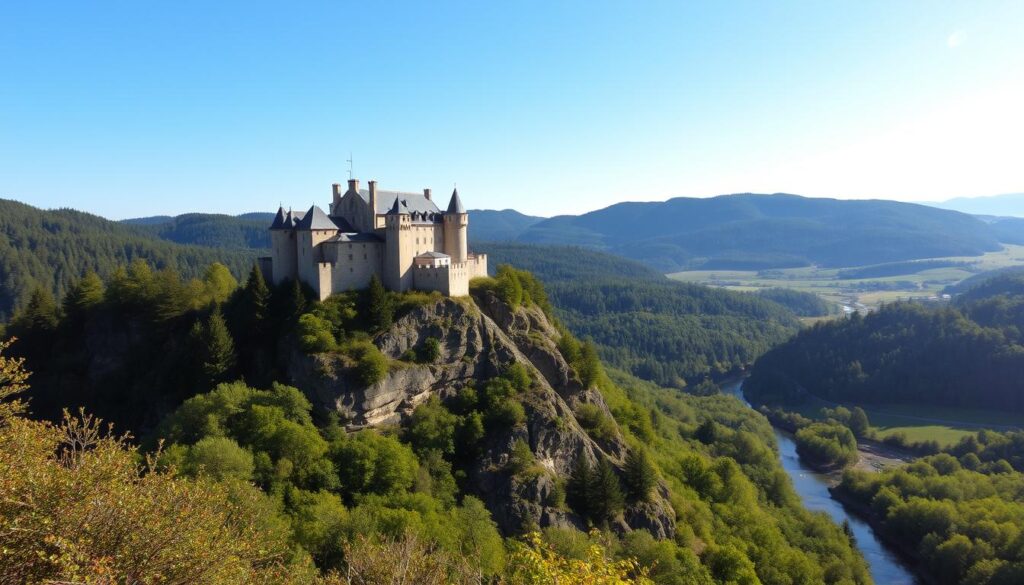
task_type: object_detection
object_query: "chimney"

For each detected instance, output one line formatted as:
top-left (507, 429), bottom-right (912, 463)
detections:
top-left (332, 183), bottom-right (342, 209)
top-left (423, 188), bottom-right (432, 201)
top-left (347, 178), bottom-right (359, 194)
top-left (369, 180), bottom-right (378, 217)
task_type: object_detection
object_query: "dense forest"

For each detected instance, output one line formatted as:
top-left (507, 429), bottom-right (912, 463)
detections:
top-left (0, 260), bottom-right (871, 584)
top-left (0, 200), bottom-right (802, 393)
top-left (745, 273), bottom-right (1024, 411)
top-left (837, 451), bottom-right (1024, 584)
top-left (477, 243), bottom-right (801, 387)
top-left (517, 194), bottom-right (1007, 271)
top-left (0, 199), bottom-right (257, 321)
top-left (124, 212), bottom-right (273, 249)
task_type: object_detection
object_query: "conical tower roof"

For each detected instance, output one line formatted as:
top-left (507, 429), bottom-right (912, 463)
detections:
top-left (269, 206), bottom-right (287, 229)
top-left (446, 188), bottom-right (465, 214)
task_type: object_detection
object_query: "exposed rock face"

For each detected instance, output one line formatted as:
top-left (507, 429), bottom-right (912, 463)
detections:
top-left (287, 291), bottom-right (675, 538)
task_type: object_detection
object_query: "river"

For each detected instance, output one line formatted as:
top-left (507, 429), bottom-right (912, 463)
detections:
top-left (721, 379), bottom-right (918, 585)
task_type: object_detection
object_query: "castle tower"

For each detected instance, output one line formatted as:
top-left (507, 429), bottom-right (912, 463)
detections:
top-left (269, 206), bottom-right (298, 285)
top-left (443, 188), bottom-right (468, 263)
top-left (384, 196), bottom-right (414, 291)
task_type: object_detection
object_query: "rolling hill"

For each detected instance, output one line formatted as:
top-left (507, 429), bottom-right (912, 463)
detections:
top-left (0, 199), bottom-right (258, 321)
top-left (517, 193), bottom-right (1008, 271)
top-left (123, 209), bottom-right (543, 247)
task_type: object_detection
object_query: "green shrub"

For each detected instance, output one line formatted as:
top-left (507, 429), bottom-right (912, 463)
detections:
top-left (418, 337), bottom-right (442, 363)
top-left (344, 341), bottom-right (388, 386)
top-left (575, 403), bottom-right (617, 443)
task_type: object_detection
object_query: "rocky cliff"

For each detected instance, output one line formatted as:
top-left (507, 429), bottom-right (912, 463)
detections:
top-left (288, 290), bottom-right (676, 538)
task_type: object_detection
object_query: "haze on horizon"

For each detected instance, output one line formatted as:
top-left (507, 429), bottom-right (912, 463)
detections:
top-left (1, 1), bottom-right (1022, 219)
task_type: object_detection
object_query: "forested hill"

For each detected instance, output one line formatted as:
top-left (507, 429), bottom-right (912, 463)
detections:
top-left (518, 193), bottom-right (1005, 271)
top-left (0, 199), bottom-right (257, 321)
top-left (476, 242), bottom-right (801, 386)
top-left (746, 273), bottom-right (1024, 411)
top-left (123, 208), bottom-right (543, 247)
top-left (123, 212), bottom-right (273, 249)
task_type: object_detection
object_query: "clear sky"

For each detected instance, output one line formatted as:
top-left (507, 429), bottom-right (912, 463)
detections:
top-left (2, 1), bottom-right (1022, 219)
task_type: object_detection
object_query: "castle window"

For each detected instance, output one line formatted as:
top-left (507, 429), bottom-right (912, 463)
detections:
top-left (348, 254), bottom-right (353, 261)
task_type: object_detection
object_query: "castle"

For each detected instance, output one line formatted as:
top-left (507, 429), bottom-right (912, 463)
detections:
top-left (260, 179), bottom-right (487, 299)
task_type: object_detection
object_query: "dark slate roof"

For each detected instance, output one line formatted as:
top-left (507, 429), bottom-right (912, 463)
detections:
top-left (325, 232), bottom-right (384, 243)
top-left (269, 207), bottom-right (287, 229)
top-left (355, 188), bottom-right (442, 215)
top-left (295, 205), bottom-right (337, 230)
top-left (284, 209), bottom-right (303, 228)
top-left (446, 188), bottom-right (466, 214)
top-left (386, 196), bottom-right (405, 215)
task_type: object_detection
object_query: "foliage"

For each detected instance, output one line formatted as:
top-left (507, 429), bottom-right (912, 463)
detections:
top-left (418, 336), bottom-right (442, 363)
top-left (506, 532), bottom-right (653, 584)
top-left (477, 242), bottom-right (800, 388)
top-left (0, 198), bottom-right (255, 322)
top-left (0, 411), bottom-right (304, 583)
top-left (346, 341), bottom-right (389, 387)
top-left (623, 448), bottom-right (658, 503)
top-left (747, 287), bottom-right (1024, 412)
top-left (838, 453), bottom-right (1024, 585)
top-left (793, 422), bottom-right (858, 469)
top-left (365, 275), bottom-right (394, 332)
top-left (0, 338), bottom-right (29, 422)
top-left (754, 287), bottom-right (835, 316)
top-left (191, 308), bottom-right (238, 386)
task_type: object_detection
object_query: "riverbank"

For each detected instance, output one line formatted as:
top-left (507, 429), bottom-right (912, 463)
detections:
top-left (722, 379), bottom-right (920, 584)
top-left (829, 486), bottom-right (937, 585)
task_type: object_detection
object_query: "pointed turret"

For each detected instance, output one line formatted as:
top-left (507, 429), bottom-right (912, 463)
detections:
top-left (269, 206), bottom-right (287, 230)
top-left (446, 188), bottom-right (466, 214)
top-left (296, 205), bottom-right (336, 230)
top-left (386, 196), bottom-right (407, 215)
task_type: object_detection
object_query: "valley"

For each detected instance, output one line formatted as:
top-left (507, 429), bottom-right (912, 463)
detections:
top-left (668, 244), bottom-right (1024, 312)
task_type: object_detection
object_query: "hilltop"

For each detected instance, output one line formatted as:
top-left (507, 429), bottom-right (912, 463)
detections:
top-left (517, 193), bottom-right (1006, 271)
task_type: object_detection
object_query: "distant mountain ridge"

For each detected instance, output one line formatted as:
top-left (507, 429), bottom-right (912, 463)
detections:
top-left (516, 193), bottom-right (1012, 271)
top-left (927, 193), bottom-right (1024, 218)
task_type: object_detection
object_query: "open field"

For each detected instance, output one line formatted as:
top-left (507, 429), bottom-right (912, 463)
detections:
top-left (784, 398), bottom-right (1024, 447)
top-left (668, 244), bottom-right (1024, 312)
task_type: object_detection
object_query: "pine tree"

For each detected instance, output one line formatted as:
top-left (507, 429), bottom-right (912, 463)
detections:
top-left (623, 448), bottom-right (657, 503)
top-left (192, 309), bottom-right (237, 387)
top-left (566, 455), bottom-right (593, 519)
top-left (366, 274), bottom-right (394, 332)
top-left (241, 265), bottom-right (269, 322)
top-left (13, 286), bottom-right (59, 333)
top-left (62, 271), bottom-right (104, 318)
top-left (587, 458), bottom-right (625, 524)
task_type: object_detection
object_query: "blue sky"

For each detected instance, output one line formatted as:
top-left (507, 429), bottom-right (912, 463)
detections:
top-left (2, 1), bottom-right (1022, 219)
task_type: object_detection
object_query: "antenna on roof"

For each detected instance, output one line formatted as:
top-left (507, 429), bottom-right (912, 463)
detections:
top-left (347, 152), bottom-right (354, 180)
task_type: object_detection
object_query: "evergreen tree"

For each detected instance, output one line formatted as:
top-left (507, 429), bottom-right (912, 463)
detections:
top-left (566, 455), bottom-right (593, 519)
top-left (623, 448), bottom-right (657, 503)
top-left (11, 287), bottom-right (59, 341)
top-left (366, 274), bottom-right (394, 332)
top-left (587, 458), bottom-right (625, 523)
top-left (62, 271), bottom-right (104, 318)
top-left (240, 265), bottom-right (269, 323)
top-left (192, 309), bottom-right (237, 387)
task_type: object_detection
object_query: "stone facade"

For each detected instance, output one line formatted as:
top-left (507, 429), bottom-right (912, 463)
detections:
top-left (263, 179), bottom-right (487, 299)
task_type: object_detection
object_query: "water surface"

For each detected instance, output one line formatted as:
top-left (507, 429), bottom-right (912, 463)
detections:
top-left (721, 379), bottom-right (917, 585)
